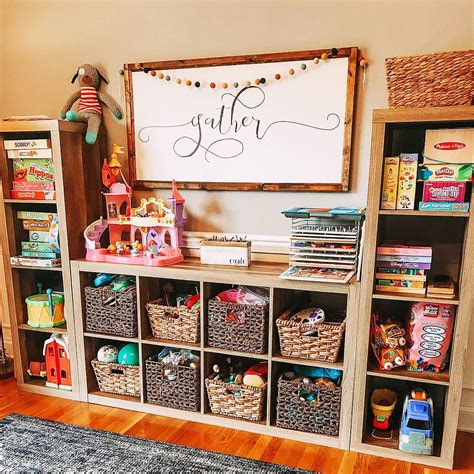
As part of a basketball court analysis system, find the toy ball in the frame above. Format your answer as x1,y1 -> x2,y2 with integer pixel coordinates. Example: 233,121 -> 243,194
97,345 -> 119,363
117,343 -> 140,366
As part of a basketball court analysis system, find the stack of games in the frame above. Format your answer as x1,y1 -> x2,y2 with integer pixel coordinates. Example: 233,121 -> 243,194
280,207 -> 365,283
375,245 -> 432,295
10,210 -> 61,267
6,138 -> 56,200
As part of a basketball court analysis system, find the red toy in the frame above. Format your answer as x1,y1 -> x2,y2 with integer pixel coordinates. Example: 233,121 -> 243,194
43,334 -> 72,391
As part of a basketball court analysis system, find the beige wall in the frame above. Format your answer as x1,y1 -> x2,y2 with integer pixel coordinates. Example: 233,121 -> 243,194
1,0 -> 473,428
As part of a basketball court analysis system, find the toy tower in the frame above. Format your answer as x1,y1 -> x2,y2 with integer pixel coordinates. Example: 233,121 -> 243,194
104,182 -> 132,244
43,334 -> 72,391
169,180 -> 186,247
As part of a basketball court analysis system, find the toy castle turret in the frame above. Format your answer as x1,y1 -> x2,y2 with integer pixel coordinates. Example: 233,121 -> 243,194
169,180 -> 186,247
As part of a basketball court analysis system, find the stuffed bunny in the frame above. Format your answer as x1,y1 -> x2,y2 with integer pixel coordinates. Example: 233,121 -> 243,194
60,64 -> 123,144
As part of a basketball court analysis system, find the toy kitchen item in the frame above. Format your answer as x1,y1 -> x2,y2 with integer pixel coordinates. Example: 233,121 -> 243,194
396,154 -> 418,210
424,128 -> 474,164
371,388 -> 397,431
406,302 -> 455,373
25,288 -> 65,328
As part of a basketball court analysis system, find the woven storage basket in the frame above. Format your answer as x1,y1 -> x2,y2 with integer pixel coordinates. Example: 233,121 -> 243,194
276,375 -> 341,436
205,377 -> 266,421
91,359 -> 140,397
207,299 -> 268,354
84,285 -> 137,338
146,299 -> 200,343
145,356 -> 200,412
385,50 -> 474,108
276,314 -> 345,362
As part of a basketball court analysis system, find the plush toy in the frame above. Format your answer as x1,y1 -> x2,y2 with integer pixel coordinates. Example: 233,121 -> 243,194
60,64 -> 123,145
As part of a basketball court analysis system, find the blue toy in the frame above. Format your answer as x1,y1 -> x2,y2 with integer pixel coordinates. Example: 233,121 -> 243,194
293,365 -> 342,382
399,389 -> 434,455
117,343 -> 139,366
92,273 -> 117,287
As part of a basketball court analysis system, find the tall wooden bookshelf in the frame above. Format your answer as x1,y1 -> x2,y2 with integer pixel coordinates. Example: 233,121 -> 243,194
0,120 -> 105,399
351,106 -> 474,469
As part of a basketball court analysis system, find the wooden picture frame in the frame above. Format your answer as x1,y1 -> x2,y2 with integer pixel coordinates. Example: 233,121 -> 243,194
124,47 -> 358,192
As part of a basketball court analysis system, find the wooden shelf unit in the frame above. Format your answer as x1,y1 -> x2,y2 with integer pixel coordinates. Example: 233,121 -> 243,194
351,106 -> 474,469
0,120 -> 105,399
71,258 -> 359,450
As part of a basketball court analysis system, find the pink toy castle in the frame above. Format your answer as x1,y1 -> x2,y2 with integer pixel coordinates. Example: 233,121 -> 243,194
84,158 -> 185,267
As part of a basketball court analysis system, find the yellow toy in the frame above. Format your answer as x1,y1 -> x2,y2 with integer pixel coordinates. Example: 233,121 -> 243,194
26,288 -> 65,328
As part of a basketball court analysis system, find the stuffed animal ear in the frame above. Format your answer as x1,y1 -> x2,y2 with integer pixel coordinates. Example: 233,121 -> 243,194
97,70 -> 109,84
71,68 -> 79,84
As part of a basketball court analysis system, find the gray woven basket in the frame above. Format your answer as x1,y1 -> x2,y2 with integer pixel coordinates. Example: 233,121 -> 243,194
85,285 -> 137,338
386,50 -> 474,108
91,359 -> 140,397
145,357 -> 200,412
276,375 -> 341,436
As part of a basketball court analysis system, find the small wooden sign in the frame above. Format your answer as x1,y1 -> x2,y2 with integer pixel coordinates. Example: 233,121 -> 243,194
200,240 -> 251,266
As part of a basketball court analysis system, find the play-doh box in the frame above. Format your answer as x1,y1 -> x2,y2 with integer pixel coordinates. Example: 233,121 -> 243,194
25,289 -> 65,327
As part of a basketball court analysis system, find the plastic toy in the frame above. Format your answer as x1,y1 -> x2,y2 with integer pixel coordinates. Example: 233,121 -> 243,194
399,389 -> 434,455
406,302 -> 455,373
370,312 -> 406,370
371,389 -> 397,431
97,345 -> 119,363
27,361 -> 47,378
26,287 -> 65,328
117,343 -> 139,366
243,362 -> 268,388
84,147 -> 185,267
92,273 -> 117,288
43,334 -> 72,390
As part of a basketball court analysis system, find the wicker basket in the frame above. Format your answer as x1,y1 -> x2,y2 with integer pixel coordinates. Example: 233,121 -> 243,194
145,356 -> 200,412
205,377 -> 266,421
91,359 -> 140,397
146,299 -> 200,343
276,313 -> 345,362
276,375 -> 341,436
207,299 -> 268,354
385,50 -> 474,108
84,285 -> 137,338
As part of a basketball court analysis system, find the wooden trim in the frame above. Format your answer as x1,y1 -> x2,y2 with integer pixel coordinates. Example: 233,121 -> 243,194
0,120 -> 106,134
373,106 -> 474,123
124,47 -> 358,192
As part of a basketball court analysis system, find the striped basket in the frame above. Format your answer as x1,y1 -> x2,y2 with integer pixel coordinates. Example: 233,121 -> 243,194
385,50 -> 474,108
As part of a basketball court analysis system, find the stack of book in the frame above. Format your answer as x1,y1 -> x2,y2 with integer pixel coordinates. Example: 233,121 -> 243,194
375,244 -> 432,295
6,138 -> 56,200
10,211 -> 61,267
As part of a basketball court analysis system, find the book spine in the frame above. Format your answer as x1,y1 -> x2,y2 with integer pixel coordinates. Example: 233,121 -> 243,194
10,256 -> 61,267
21,241 -> 54,252
21,250 -> 58,258
7,148 -> 52,159
376,261 -> 431,270
29,231 -> 50,242
377,279 -> 425,289
381,157 -> 400,210
377,267 -> 425,275
375,285 -> 426,294
376,254 -> 432,263
4,139 -> 51,150
396,153 -> 418,210
376,246 -> 432,256
17,211 -> 57,220
376,273 -> 426,282
22,219 -> 52,231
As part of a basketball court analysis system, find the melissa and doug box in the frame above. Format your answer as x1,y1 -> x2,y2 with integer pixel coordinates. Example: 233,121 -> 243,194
406,302 -> 455,373
424,128 -> 474,164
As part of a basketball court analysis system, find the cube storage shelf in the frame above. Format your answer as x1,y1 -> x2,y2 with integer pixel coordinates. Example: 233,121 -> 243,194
71,258 -> 359,450
351,106 -> 474,469
0,120 -> 105,399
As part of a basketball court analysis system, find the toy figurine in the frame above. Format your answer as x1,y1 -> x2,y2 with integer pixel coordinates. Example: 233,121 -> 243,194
60,64 -> 123,145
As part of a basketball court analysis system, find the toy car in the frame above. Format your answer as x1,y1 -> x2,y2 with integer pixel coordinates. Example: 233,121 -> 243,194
399,390 -> 434,455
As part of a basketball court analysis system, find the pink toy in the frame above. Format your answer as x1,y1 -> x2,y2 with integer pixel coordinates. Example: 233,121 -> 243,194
422,181 -> 466,203
406,302 -> 455,373
84,151 -> 186,267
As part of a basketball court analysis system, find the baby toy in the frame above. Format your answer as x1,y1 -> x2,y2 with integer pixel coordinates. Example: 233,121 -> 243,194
243,362 -> 268,388
84,148 -> 186,267
26,286 -> 65,328
60,64 -> 123,145
406,302 -> 455,373
43,334 -> 72,391
117,343 -> 139,366
399,389 -> 434,455
370,312 -> 406,370
97,345 -> 119,363
371,388 -> 397,431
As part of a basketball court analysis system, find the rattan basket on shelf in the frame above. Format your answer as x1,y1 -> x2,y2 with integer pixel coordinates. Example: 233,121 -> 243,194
91,359 -> 140,397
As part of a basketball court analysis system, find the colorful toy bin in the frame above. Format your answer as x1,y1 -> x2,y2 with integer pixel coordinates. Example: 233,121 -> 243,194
25,290 -> 65,328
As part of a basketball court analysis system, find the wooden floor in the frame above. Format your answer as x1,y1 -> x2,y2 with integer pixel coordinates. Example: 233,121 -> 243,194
1,378 -> 473,473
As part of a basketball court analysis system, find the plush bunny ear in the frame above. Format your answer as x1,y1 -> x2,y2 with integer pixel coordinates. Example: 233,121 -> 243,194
97,70 -> 109,84
71,68 -> 79,84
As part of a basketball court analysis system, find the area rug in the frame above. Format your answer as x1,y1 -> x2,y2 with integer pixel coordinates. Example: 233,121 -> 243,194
0,414 -> 312,473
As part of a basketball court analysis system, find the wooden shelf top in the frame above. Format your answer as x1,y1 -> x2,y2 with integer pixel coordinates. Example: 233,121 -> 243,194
4,198 -> 57,205
272,352 -> 344,371
84,332 -> 139,343
379,209 -> 470,218
373,291 -> 459,305
74,258 -> 352,294
142,336 -> 200,350
11,264 -> 63,272
18,323 -> 68,335
88,389 -> 141,403
367,361 -> 450,386
0,119 -> 89,133
204,346 -> 269,360
373,105 -> 474,123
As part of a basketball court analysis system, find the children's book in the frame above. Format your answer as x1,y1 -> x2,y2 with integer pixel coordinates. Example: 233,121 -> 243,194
376,255 -> 432,263
376,272 -> 426,282
376,260 -> 431,270
280,266 -> 355,283
376,279 -> 425,289
376,245 -> 432,257
375,285 -> 426,295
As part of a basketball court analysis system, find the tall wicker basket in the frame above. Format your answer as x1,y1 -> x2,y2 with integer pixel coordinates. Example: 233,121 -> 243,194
276,375 -> 341,436
385,50 -> 474,108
